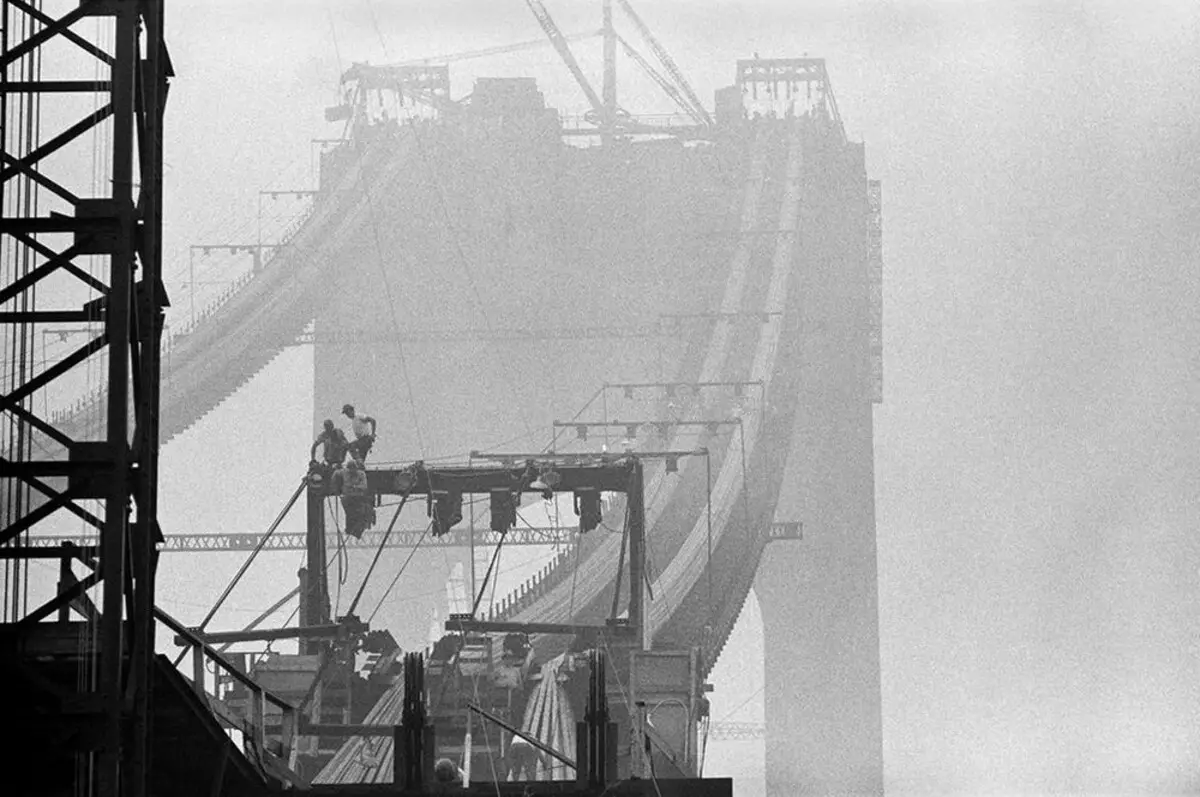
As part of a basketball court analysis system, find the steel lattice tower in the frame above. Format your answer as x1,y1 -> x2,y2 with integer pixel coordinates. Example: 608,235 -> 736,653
0,2 -> 169,795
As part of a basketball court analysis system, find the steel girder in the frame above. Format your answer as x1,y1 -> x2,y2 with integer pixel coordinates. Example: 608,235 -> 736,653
0,2 -> 169,796
28,524 -> 582,553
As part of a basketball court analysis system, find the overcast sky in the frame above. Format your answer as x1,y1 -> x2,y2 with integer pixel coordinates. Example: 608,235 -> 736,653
17,1 -> 1200,794
172,1 -> 1200,793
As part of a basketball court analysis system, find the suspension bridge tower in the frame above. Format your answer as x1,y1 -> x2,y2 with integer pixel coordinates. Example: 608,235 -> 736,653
748,60 -> 886,796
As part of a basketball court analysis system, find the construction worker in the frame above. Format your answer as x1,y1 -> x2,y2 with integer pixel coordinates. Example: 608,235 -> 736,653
343,403 -> 377,462
338,459 -> 375,539
310,419 -> 349,467
433,758 -> 463,784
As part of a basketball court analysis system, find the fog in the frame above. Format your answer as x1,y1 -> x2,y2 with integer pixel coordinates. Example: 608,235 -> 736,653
170,1 -> 1200,793
16,0 -> 1200,794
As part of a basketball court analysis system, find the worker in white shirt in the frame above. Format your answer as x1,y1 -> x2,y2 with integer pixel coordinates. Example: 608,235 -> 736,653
342,403 -> 377,462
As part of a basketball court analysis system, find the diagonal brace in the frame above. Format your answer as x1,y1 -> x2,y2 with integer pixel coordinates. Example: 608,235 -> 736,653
0,456 -> 104,538
14,233 -> 109,296
0,152 -> 81,206
0,104 -> 114,183
0,239 -> 94,306
19,570 -> 103,627
0,392 -> 74,448
4,332 -> 108,404
3,0 -> 113,66
1,1 -> 108,69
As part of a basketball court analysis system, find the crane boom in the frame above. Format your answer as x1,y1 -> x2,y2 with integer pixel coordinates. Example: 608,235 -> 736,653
523,0 -> 607,118
616,0 -> 713,126
617,35 -> 702,123
390,30 -> 601,68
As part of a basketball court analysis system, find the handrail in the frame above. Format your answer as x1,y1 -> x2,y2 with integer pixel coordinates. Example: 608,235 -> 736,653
154,606 -> 299,773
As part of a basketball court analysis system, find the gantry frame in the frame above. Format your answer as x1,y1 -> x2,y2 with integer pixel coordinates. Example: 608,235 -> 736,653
305,456 -> 650,648
0,2 -> 170,796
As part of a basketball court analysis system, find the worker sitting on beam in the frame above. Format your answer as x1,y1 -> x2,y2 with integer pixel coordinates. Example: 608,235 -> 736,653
335,459 -> 376,539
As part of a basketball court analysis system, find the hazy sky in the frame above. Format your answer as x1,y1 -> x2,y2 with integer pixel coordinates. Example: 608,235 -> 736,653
171,1 -> 1200,793
19,1 -> 1200,795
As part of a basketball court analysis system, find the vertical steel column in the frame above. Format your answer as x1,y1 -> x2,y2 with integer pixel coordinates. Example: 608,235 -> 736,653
98,7 -> 137,796
130,3 -> 168,794
303,483 -> 328,654
627,458 -> 646,650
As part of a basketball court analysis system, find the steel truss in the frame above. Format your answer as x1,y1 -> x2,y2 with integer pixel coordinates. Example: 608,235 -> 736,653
31,524 -> 581,552
0,2 -> 169,796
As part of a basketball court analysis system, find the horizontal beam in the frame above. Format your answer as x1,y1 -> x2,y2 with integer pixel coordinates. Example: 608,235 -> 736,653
698,228 -> 798,239
559,124 -> 711,140
0,216 -> 117,234
0,80 -> 111,93
554,419 -> 741,428
0,460 -> 107,477
296,721 -> 394,738
470,449 -> 707,463
444,619 -> 635,636
360,461 -> 636,496
175,622 -> 361,647
296,323 -> 670,345
13,523 -> 798,557
0,544 -> 98,560
190,243 -> 272,250
660,311 -> 782,321
154,608 -> 295,712
0,310 -> 99,323
27,525 -> 579,552
604,380 -> 763,390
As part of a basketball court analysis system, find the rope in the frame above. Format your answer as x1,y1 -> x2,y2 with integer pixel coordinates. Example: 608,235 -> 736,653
198,479 -> 305,628
470,536 -> 505,616
367,522 -> 431,623
171,479 -> 306,666
346,485 -> 413,617
330,497 -> 347,615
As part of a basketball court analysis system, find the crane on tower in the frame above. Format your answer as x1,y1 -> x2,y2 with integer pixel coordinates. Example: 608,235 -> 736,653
522,0 -> 609,123
616,0 -> 714,127
390,30 -> 601,68
617,35 -> 702,124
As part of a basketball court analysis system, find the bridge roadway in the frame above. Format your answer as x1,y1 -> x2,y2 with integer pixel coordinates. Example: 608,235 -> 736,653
36,106 -> 881,794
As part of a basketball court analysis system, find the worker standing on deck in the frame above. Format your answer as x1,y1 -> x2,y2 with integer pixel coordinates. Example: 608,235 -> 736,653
310,419 -> 349,467
343,403 -> 377,462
